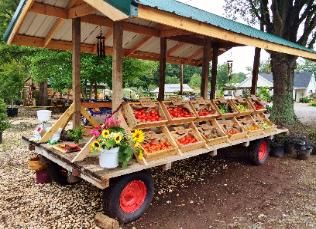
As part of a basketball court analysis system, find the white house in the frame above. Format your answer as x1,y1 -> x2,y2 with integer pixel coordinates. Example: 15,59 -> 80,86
235,72 -> 316,102
151,84 -> 194,94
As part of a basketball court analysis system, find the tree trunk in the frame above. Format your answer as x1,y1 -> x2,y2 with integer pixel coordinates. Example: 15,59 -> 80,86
270,52 -> 297,126
39,81 -> 48,106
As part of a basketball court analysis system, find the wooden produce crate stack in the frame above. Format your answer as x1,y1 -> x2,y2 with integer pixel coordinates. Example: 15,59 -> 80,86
247,95 -> 267,113
190,97 -> 219,121
195,120 -> 228,146
252,113 -> 277,134
140,126 -> 179,161
231,97 -> 254,116
217,118 -> 247,141
168,123 -> 207,153
123,99 -> 168,129
236,115 -> 264,137
161,97 -> 196,124
213,98 -> 239,118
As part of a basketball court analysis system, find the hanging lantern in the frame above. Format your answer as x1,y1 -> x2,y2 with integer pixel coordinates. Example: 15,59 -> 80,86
96,29 -> 105,57
227,59 -> 233,80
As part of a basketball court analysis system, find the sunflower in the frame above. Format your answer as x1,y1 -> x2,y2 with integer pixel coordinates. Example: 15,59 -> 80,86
90,140 -> 101,152
132,129 -> 145,143
114,133 -> 123,144
102,129 -> 110,138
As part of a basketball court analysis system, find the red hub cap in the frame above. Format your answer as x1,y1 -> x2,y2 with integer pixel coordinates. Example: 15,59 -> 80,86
258,141 -> 268,161
120,180 -> 147,213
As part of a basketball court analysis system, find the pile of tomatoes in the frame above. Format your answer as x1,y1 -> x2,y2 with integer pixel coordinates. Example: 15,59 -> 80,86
134,108 -> 162,122
167,106 -> 193,118
198,108 -> 216,117
254,102 -> 264,110
178,134 -> 198,145
227,128 -> 239,135
142,139 -> 172,153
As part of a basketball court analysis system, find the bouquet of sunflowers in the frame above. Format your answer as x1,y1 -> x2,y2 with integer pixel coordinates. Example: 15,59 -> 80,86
90,116 -> 145,167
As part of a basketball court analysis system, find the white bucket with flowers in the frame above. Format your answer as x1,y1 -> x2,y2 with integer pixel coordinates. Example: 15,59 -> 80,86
90,116 -> 145,169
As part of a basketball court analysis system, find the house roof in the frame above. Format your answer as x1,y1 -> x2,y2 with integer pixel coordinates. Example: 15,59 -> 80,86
3,0 -> 316,63
261,72 -> 313,88
151,84 -> 193,93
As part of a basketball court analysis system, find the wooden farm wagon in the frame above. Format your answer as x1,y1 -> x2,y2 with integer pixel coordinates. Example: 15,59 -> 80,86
4,0 -> 316,223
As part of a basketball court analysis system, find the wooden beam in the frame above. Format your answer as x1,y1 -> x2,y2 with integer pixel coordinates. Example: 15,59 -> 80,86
7,0 -> 35,44
158,38 -> 167,101
83,0 -> 128,21
188,47 -> 203,63
201,41 -> 211,99
210,46 -> 219,100
72,18 -> 81,128
160,29 -> 191,38
126,36 -> 152,56
68,3 -> 96,18
167,42 -> 185,56
44,18 -> 64,47
67,0 -> 83,8
137,5 -> 316,61
112,22 -> 124,112
30,2 -> 68,19
12,35 -> 201,66
179,64 -> 184,95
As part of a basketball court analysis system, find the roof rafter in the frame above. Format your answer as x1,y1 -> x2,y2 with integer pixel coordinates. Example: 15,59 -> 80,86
126,36 -> 152,56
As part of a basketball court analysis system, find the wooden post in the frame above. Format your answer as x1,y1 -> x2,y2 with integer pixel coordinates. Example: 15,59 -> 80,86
179,64 -> 184,95
72,17 -> 81,128
158,38 -> 167,101
251,47 -> 261,95
201,40 -> 211,99
210,45 -> 219,100
112,22 -> 123,112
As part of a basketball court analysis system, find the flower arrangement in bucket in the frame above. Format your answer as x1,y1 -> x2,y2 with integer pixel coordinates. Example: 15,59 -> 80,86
90,116 -> 144,169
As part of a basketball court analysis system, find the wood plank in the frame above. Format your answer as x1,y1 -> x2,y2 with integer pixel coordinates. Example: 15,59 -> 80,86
167,42 -> 185,56
83,0 -> 128,21
126,36 -> 152,56
68,3 -> 96,18
158,38 -> 167,101
7,0 -> 35,44
12,35 -> 201,66
72,136 -> 95,162
188,47 -> 203,63
44,18 -> 64,47
80,107 -> 100,127
72,18 -> 81,127
201,40 -> 211,99
137,5 -> 316,61
210,45 -> 219,99
179,64 -> 184,95
30,2 -> 68,19
160,29 -> 191,38
112,22 -> 124,112
40,104 -> 75,143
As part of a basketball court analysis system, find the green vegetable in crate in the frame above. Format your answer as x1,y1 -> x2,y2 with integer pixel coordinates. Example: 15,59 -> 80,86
261,122 -> 271,129
218,104 -> 232,114
236,103 -> 248,112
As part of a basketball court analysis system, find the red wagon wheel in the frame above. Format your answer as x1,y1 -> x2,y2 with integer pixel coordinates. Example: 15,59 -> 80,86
249,139 -> 270,165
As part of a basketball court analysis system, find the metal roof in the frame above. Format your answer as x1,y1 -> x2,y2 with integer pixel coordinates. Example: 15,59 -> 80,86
130,0 -> 315,54
152,84 -> 193,93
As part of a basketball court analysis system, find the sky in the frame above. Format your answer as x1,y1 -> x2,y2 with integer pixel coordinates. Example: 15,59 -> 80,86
177,0 -> 270,74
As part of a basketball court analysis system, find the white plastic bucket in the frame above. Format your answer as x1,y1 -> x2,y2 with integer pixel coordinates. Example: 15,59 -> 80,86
37,110 -> 52,122
99,147 -> 119,169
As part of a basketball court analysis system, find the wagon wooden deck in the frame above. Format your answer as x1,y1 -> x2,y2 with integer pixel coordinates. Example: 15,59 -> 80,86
22,128 -> 288,190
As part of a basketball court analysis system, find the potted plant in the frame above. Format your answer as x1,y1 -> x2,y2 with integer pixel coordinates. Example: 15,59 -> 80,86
90,117 -> 144,169
66,126 -> 84,144
0,99 -> 11,144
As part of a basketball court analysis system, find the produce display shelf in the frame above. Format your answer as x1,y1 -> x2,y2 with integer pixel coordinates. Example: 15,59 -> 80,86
22,128 -> 288,190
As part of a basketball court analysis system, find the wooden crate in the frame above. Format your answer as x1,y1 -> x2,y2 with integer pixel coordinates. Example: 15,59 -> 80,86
190,97 -> 219,121
217,117 -> 247,141
247,95 -> 267,113
161,99 -> 197,124
169,122 -> 206,153
195,119 -> 229,146
252,113 -> 277,134
213,98 -> 239,118
123,100 -> 168,129
231,97 -> 254,116
141,126 -> 178,161
236,115 -> 264,137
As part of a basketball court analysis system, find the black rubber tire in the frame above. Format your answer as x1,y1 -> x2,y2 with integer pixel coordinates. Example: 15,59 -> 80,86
249,139 -> 270,166
103,171 -> 154,223
46,161 -> 80,186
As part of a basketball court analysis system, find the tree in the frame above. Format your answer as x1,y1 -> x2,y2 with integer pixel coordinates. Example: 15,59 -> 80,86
224,0 -> 316,125
298,59 -> 316,76
259,59 -> 271,73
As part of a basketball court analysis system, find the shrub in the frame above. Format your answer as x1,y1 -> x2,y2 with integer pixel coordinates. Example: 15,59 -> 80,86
300,97 -> 312,103
0,99 -> 11,133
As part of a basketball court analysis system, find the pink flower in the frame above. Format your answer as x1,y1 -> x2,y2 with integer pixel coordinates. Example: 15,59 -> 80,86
104,116 -> 120,129
90,129 -> 101,137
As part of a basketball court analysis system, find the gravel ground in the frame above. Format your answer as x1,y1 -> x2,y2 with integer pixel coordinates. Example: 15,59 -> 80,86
295,103 -> 316,125
0,116 -> 316,228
